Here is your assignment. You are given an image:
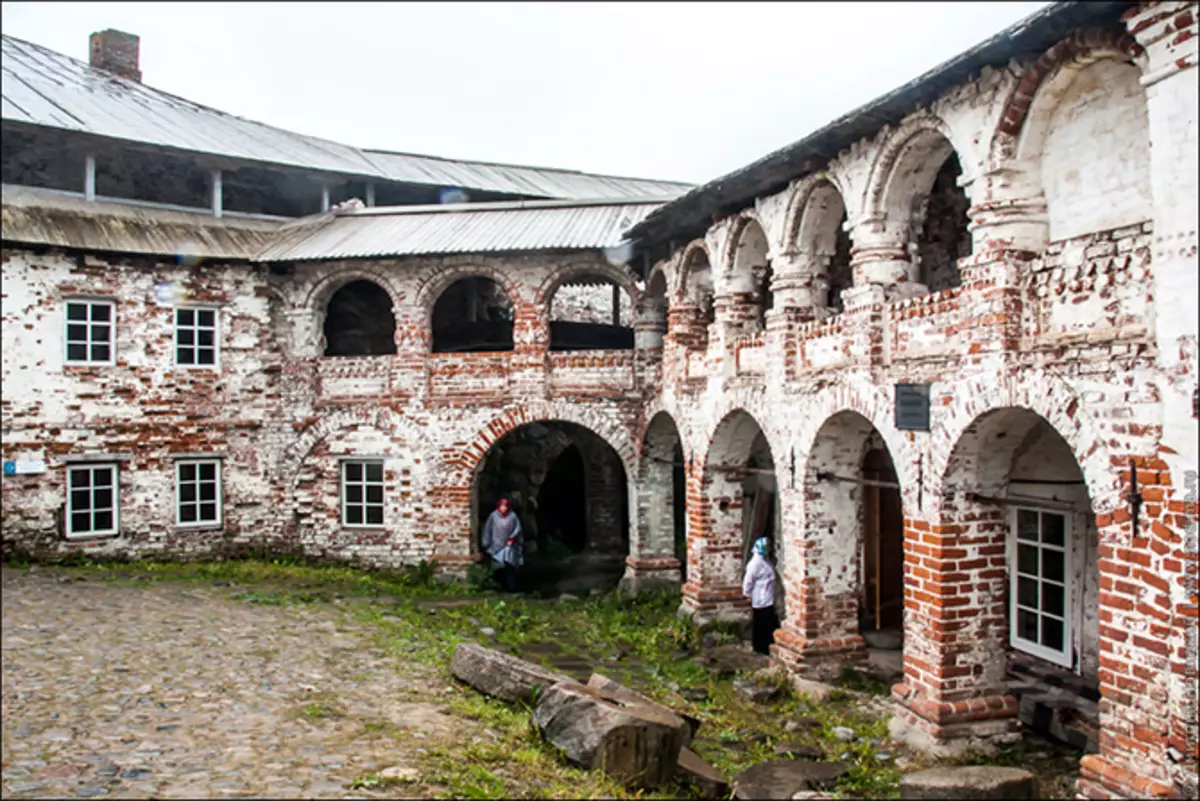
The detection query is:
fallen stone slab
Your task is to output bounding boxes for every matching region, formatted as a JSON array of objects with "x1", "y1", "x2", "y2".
[
  {"x1": 533, "y1": 680, "x2": 690, "y2": 788},
  {"x1": 732, "y1": 759, "x2": 849, "y2": 800},
  {"x1": 586, "y1": 673, "x2": 700, "y2": 744},
  {"x1": 899, "y1": 766, "x2": 1038, "y2": 799},
  {"x1": 677, "y1": 746, "x2": 729, "y2": 799},
  {"x1": 449, "y1": 642, "x2": 572, "y2": 705}
]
